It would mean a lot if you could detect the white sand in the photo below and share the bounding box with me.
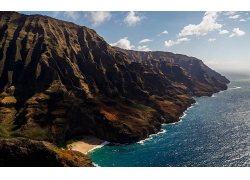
[67,135,105,154]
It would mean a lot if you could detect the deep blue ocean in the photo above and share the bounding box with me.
[88,77,250,167]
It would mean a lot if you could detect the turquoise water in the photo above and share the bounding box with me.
[88,78,250,167]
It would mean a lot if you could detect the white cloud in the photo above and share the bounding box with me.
[139,39,153,44]
[179,11,222,36]
[219,30,229,34]
[64,11,79,21]
[162,30,168,34]
[229,28,246,38]
[224,11,236,15]
[158,30,168,36]
[208,38,216,42]
[165,40,176,47]
[229,15,240,19]
[124,11,144,26]
[137,45,151,51]
[85,11,112,26]
[165,38,190,47]
[110,37,135,50]
[239,19,246,21]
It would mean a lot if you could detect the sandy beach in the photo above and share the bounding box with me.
[67,135,106,154]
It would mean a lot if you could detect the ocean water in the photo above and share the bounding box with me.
[88,78,250,167]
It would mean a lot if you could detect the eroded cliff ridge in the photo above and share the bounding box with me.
[114,47,230,84]
[0,11,228,148]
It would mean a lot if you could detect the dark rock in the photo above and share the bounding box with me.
[114,47,230,84]
[0,137,94,167]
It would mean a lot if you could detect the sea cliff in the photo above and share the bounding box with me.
[0,12,229,166]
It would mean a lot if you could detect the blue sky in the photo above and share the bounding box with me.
[5,0,250,75]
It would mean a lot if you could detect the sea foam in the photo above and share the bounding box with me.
[93,163,100,167]
[180,112,187,119]
[162,120,182,126]
[180,103,195,119]
[136,103,197,144]
[229,86,241,90]
[137,129,167,144]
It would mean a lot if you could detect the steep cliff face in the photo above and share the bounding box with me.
[0,12,228,147]
[141,59,228,96]
[114,47,230,84]
[0,12,163,144]
[0,137,94,167]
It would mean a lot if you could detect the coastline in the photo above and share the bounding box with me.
[67,90,224,155]
[137,102,199,144]
[87,82,247,167]
[67,135,106,154]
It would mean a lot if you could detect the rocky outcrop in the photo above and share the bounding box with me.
[0,137,94,167]
[0,12,228,147]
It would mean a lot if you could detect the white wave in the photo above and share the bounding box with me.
[157,129,166,134]
[162,120,182,126]
[212,94,216,98]
[93,163,101,167]
[137,129,167,144]
[180,112,186,119]
[86,141,110,154]
[218,90,226,93]
[137,137,153,144]
[180,104,195,119]
[229,86,241,90]
[162,104,195,124]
